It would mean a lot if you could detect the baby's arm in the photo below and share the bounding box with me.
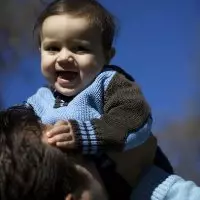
[68,72,152,154]
[28,71,152,154]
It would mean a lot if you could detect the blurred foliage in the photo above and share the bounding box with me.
[0,0,47,107]
[157,112,200,184]
[0,0,45,71]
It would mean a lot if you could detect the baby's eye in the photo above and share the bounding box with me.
[73,46,90,54]
[46,46,60,53]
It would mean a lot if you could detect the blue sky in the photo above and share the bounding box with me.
[1,0,199,131]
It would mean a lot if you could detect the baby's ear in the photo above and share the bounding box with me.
[105,47,116,64]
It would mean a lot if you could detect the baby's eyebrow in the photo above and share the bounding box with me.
[72,39,91,45]
[42,40,59,45]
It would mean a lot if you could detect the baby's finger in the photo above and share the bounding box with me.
[47,133,72,144]
[47,125,70,138]
[54,120,69,127]
[56,141,75,149]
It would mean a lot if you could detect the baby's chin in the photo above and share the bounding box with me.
[54,83,80,97]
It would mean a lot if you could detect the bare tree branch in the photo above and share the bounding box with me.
[0,0,45,71]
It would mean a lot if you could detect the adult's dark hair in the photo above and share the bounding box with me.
[0,105,88,200]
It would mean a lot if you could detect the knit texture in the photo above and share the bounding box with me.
[27,69,115,124]
[131,166,181,200]
[131,165,200,200]
[27,66,152,154]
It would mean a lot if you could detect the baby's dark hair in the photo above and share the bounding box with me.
[34,0,117,51]
[0,104,89,200]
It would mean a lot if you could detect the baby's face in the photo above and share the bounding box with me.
[40,14,107,97]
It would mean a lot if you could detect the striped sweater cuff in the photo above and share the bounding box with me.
[69,120,98,155]
[131,166,180,200]
[152,175,181,200]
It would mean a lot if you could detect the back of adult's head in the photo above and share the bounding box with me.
[0,105,84,200]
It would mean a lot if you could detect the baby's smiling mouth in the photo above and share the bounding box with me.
[56,71,78,82]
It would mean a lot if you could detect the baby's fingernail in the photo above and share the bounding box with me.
[46,132,50,137]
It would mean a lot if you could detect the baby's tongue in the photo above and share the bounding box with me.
[58,71,77,81]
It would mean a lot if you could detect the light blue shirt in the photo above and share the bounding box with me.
[131,166,200,200]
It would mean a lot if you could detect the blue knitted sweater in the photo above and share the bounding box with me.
[27,66,152,154]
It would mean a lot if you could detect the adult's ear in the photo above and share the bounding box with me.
[65,191,92,200]
[65,194,74,200]
[105,47,116,64]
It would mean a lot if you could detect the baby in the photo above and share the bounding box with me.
[26,0,171,198]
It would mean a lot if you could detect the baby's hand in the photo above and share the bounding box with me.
[46,120,76,149]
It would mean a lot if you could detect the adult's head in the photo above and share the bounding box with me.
[0,105,107,200]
